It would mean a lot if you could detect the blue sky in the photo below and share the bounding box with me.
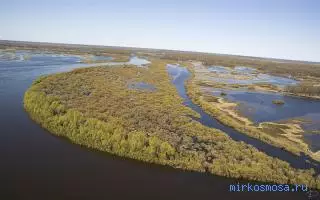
[0,0,319,62]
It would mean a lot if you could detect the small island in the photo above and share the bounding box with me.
[272,100,285,105]
[220,92,227,96]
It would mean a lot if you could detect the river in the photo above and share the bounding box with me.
[197,64,320,152]
[0,52,312,199]
[166,64,319,170]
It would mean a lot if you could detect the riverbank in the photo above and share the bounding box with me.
[24,59,320,189]
[0,45,131,64]
[183,62,320,162]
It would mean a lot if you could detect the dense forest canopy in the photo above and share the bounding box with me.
[24,59,320,189]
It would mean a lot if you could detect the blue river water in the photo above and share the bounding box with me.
[0,51,315,199]
[167,64,319,170]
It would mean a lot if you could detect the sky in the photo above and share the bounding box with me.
[0,0,319,62]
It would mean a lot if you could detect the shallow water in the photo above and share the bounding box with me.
[234,66,257,74]
[209,89,320,151]
[209,74,297,86]
[208,66,230,73]
[211,90,320,123]
[91,55,113,61]
[128,56,150,66]
[167,64,319,170]
[0,50,83,64]
[206,65,297,87]
[0,51,149,83]
[128,82,156,91]
[304,134,320,152]
[0,51,314,199]
[299,113,320,151]
[100,56,150,67]
[300,113,320,131]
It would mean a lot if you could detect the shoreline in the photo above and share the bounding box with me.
[184,62,320,162]
[23,61,320,189]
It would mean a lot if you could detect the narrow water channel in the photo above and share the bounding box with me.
[166,64,319,171]
[0,52,314,199]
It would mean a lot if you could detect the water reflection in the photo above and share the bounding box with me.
[0,50,316,199]
[209,89,320,151]
[91,55,113,61]
[0,51,150,83]
[206,65,297,87]
[167,64,319,170]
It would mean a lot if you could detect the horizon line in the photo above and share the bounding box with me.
[1,39,319,64]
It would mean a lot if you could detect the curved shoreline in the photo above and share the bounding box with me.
[167,64,320,169]
[183,62,320,162]
[24,61,320,189]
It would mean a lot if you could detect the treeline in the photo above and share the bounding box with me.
[3,41,320,79]
[24,61,320,189]
[285,83,320,97]
[185,75,320,164]
[1,42,132,64]
[160,52,320,78]
[0,42,134,58]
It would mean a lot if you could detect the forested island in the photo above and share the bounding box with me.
[24,58,320,189]
[1,40,319,190]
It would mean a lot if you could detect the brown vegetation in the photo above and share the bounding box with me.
[185,77,317,160]
[24,60,320,189]
[272,100,285,105]
[160,52,320,78]
[285,83,320,97]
